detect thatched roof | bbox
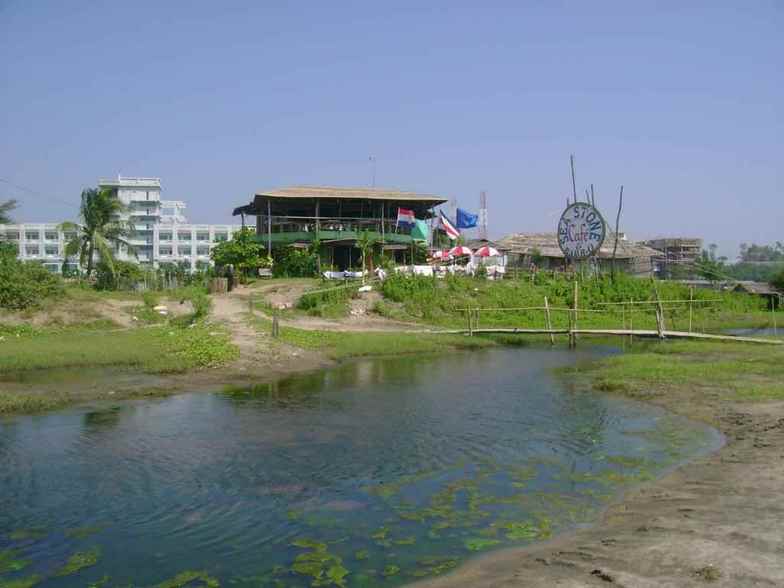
[234,185,448,216]
[733,281,780,296]
[258,185,446,203]
[497,232,659,260]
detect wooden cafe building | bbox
[232,185,448,270]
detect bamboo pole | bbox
[570,281,579,348]
[544,296,555,345]
[772,299,778,336]
[628,299,633,344]
[688,286,694,333]
[654,292,665,339]
[467,308,473,337]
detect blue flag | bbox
[456,208,478,229]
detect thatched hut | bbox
[497,232,659,277]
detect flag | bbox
[411,219,429,241]
[456,208,478,229]
[438,212,460,240]
[396,207,416,227]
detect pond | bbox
[0,347,720,587]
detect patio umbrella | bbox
[474,245,500,257]
[430,250,450,260]
[448,246,473,257]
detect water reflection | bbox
[0,348,719,588]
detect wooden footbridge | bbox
[452,284,782,346]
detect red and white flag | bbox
[396,207,416,227]
[439,212,460,240]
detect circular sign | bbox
[557,202,606,259]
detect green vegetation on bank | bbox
[580,340,784,404]
[0,323,236,374]
[0,242,64,310]
[375,273,775,331]
[253,316,491,360]
[0,322,238,414]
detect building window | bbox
[159,246,172,256]
[45,245,59,255]
[178,246,191,256]
[45,231,59,241]
[197,246,209,256]
[63,232,76,241]
[25,245,40,255]
[159,233,172,241]
[215,233,228,242]
[25,231,40,241]
[178,232,191,241]
[4,231,19,240]
[196,232,209,241]
[44,264,60,273]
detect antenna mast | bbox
[479,190,488,240]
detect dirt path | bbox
[415,398,784,588]
[209,289,327,375]
[241,283,427,333]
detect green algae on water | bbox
[154,570,220,588]
[382,565,400,577]
[87,575,111,588]
[7,529,46,542]
[55,547,101,577]
[354,550,369,561]
[0,575,41,588]
[0,549,30,574]
[290,538,348,587]
[464,538,501,551]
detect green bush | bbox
[297,283,358,317]
[95,260,144,291]
[273,247,319,278]
[142,290,160,308]
[0,248,64,310]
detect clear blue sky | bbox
[1,1,781,258]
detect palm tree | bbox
[60,188,133,277]
[0,199,17,224]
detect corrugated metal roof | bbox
[254,185,448,204]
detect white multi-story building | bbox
[0,176,244,273]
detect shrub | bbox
[273,247,319,278]
[94,260,144,291]
[0,250,63,310]
[297,283,358,317]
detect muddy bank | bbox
[414,392,784,587]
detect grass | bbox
[0,323,239,414]
[581,339,784,402]
[376,273,776,332]
[0,324,237,374]
[254,316,493,360]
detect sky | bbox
[1,1,781,258]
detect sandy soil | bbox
[245,283,425,332]
[414,396,784,587]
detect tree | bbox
[354,231,378,281]
[772,269,784,292]
[60,188,133,278]
[0,199,17,225]
[210,227,269,278]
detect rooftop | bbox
[497,232,660,260]
[254,185,448,203]
[98,176,161,188]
